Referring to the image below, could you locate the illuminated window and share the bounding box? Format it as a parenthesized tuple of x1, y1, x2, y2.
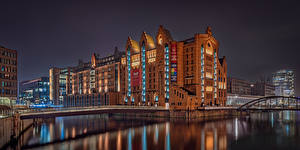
(206, 86, 213, 92)
(147, 50, 156, 63)
(121, 57, 126, 65)
(206, 72, 213, 79)
(206, 48, 213, 55)
(158, 34, 163, 45)
(155, 96, 158, 102)
(131, 54, 140, 67)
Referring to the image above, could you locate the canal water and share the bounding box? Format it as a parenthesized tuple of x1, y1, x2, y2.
(13, 111, 300, 150)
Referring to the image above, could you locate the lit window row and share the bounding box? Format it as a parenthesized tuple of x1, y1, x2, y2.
(165, 45, 170, 102)
(127, 47, 131, 99)
(142, 42, 146, 102)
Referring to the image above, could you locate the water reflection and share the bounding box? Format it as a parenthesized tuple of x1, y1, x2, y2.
(19, 111, 300, 150)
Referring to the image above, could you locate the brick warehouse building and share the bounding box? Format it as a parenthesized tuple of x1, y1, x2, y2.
(121, 26, 227, 110)
(64, 48, 124, 107)
(0, 46, 17, 105)
(64, 26, 227, 110)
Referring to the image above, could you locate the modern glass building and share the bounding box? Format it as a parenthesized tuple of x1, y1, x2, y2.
(19, 77, 49, 104)
(272, 69, 295, 96)
(49, 67, 73, 105)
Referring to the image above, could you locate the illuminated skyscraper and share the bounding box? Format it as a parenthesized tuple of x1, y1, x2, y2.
(272, 69, 295, 96)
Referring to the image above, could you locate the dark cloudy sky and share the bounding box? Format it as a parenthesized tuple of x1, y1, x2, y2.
(0, 0, 299, 95)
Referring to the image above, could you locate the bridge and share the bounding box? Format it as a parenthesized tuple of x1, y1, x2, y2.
(0, 101, 13, 118)
(238, 96, 300, 111)
(1, 96, 300, 119)
(19, 106, 169, 120)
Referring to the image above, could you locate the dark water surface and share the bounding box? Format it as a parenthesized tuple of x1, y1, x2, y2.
(18, 111, 300, 150)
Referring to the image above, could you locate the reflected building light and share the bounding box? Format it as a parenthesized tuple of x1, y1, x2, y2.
(165, 123, 170, 150)
(66, 129, 69, 139)
(271, 112, 274, 128)
(219, 135, 227, 150)
(40, 123, 50, 143)
(286, 125, 290, 136)
(235, 118, 238, 141)
(214, 129, 218, 150)
(83, 128, 87, 134)
(83, 138, 88, 150)
(98, 135, 103, 150)
(33, 127, 36, 136)
(117, 131, 122, 150)
(132, 129, 135, 136)
(206, 132, 214, 150)
(201, 129, 205, 150)
(105, 133, 109, 150)
(72, 127, 76, 138)
(128, 129, 132, 150)
(142, 126, 147, 150)
(49, 123, 53, 142)
(59, 119, 64, 140)
(154, 124, 159, 145)
(286, 111, 290, 121)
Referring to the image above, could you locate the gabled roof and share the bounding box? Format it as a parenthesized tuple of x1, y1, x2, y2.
(143, 32, 155, 49)
(128, 37, 140, 53)
(163, 28, 173, 41)
(157, 25, 173, 42)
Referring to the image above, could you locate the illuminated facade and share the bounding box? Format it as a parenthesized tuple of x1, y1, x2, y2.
(19, 77, 49, 104)
(64, 48, 124, 107)
(0, 46, 17, 105)
(60, 26, 227, 109)
(49, 67, 73, 105)
(120, 26, 227, 109)
(272, 69, 295, 96)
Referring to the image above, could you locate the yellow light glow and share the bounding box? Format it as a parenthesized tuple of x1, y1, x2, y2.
(206, 132, 214, 150)
(206, 72, 213, 79)
(148, 58, 156, 63)
(131, 54, 140, 67)
(121, 57, 126, 65)
(206, 49, 213, 55)
(147, 49, 156, 63)
(206, 86, 213, 92)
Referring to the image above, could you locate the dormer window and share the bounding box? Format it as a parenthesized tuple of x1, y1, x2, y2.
(158, 34, 163, 45)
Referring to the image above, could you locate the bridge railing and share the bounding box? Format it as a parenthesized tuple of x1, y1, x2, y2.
(238, 96, 300, 111)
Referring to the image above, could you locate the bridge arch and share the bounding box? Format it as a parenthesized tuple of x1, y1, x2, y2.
(238, 96, 300, 111)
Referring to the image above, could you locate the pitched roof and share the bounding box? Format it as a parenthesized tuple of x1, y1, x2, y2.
(129, 37, 140, 53)
(144, 32, 155, 49)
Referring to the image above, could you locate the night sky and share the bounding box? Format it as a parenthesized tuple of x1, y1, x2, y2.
(0, 0, 299, 95)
